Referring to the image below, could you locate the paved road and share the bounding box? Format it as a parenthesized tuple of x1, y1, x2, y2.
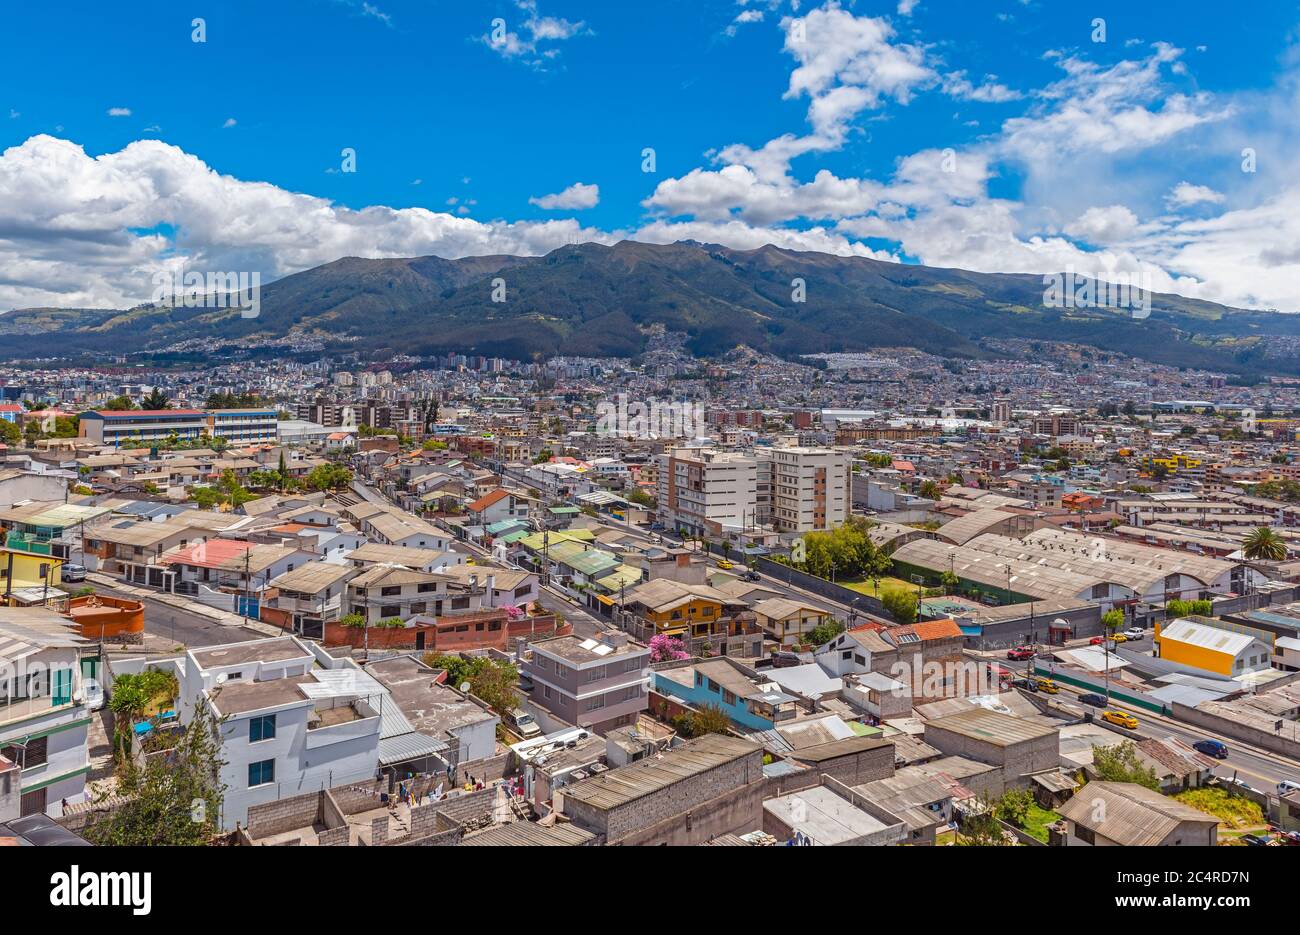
(90, 581, 262, 647)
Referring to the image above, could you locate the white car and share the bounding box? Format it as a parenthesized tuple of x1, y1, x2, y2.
(80, 680, 104, 712)
(1123, 627, 1145, 640)
(1279, 780, 1300, 796)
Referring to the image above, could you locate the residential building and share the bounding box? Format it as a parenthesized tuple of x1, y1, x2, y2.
(757, 446, 852, 532)
(1053, 781, 1219, 846)
(521, 632, 650, 734)
(655, 448, 758, 537)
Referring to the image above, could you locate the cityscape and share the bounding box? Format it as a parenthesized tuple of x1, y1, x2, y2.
(0, 0, 1291, 908)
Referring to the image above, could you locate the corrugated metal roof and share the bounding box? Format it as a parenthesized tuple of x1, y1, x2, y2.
(378, 731, 449, 766)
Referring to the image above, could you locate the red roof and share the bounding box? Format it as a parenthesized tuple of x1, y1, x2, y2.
(468, 488, 511, 513)
(162, 539, 251, 569)
(90, 409, 205, 418)
(0, 404, 22, 413)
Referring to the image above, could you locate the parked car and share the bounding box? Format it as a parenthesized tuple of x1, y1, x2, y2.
(61, 562, 87, 583)
(80, 680, 104, 712)
(1123, 627, 1145, 639)
(505, 708, 541, 740)
(1242, 833, 1273, 847)
(740, 570, 762, 582)
(1006, 647, 1034, 661)
(1193, 738, 1229, 759)
(1011, 678, 1039, 693)
(1277, 780, 1300, 796)
(1223, 776, 1256, 793)
(1078, 692, 1107, 707)
(517, 673, 534, 694)
(1101, 710, 1139, 730)
(772, 651, 803, 668)
(1088, 636, 1105, 645)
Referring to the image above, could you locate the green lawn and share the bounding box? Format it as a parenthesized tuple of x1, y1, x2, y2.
(1173, 787, 1263, 828)
(1021, 804, 1061, 843)
(841, 576, 920, 599)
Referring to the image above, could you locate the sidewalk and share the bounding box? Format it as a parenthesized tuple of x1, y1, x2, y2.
(85, 572, 283, 637)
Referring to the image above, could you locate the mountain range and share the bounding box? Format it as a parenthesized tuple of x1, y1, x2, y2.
(3, 240, 1299, 375)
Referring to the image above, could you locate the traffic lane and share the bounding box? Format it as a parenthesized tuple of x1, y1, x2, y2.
(1063, 688, 1300, 789)
(91, 583, 261, 647)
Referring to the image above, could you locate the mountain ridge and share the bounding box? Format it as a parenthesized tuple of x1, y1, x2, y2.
(3, 240, 1298, 374)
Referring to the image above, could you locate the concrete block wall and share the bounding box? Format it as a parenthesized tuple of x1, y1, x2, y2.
(244, 790, 323, 838)
(566, 748, 764, 844)
(317, 826, 349, 846)
(797, 745, 895, 787)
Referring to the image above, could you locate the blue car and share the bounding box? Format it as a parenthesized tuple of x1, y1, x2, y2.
(1193, 738, 1229, 759)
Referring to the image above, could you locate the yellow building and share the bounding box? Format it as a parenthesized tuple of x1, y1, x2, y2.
(0, 544, 64, 604)
(1155, 616, 1272, 678)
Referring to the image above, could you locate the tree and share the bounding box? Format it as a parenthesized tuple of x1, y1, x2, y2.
(806, 619, 845, 647)
(305, 464, 352, 492)
(0, 419, 18, 446)
(919, 479, 941, 500)
(1243, 526, 1287, 562)
(881, 588, 918, 625)
(648, 634, 689, 662)
(423, 654, 520, 717)
(82, 701, 226, 846)
(1102, 608, 1125, 635)
(141, 388, 171, 410)
(339, 613, 366, 629)
(958, 795, 1015, 846)
(674, 703, 731, 738)
(101, 395, 137, 411)
(1165, 598, 1211, 620)
(1091, 741, 1159, 790)
(994, 787, 1034, 826)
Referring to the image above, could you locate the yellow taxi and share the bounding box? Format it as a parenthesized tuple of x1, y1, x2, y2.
(717, 559, 735, 570)
(1101, 710, 1139, 730)
(1032, 677, 1060, 694)
(1109, 633, 1128, 644)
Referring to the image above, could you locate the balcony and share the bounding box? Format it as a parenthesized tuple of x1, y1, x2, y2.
(5, 532, 53, 556)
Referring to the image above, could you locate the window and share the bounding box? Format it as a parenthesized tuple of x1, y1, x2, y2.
(418, 583, 437, 593)
(381, 586, 402, 597)
(248, 759, 275, 787)
(381, 605, 401, 618)
(1, 736, 47, 769)
(249, 714, 276, 743)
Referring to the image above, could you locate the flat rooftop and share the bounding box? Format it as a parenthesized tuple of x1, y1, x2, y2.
(209, 676, 313, 716)
(764, 785, 890, 845)
(192, 637, 310, 670)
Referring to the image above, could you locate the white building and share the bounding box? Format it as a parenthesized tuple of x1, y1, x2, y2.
(655, 448, 758, 537)
(0, 610, 93, 817)
(757, 446, 852, 533)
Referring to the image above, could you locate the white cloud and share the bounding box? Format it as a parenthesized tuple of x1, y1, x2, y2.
(941, 71, 1023, 103)
(479, 0, 589, 67)
(0, 135, 619, 310)
(1165, 181, 1225, 208)
(725, 9, 765, 37)
(897, 0, 919, 15)
(107, 107, 132, 117)
(1064, 205, 1143, 244)
(222, 118, 237, 128)
(529, 182, 600, 210)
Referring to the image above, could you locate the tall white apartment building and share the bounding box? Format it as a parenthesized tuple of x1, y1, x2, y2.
(757, 447, 852, 533)
(655, 448, 758, 537)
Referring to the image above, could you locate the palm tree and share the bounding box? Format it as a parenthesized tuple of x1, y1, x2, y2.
(1243, 526, 1287, 562)
(141, 388, 171, 410)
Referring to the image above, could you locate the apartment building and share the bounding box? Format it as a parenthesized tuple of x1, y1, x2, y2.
(345, 565, 481, 624)
(655, 447, 758, 537)
(757, 446, 851, 533)
(0, 611, 92, 817)
(521, 632, 650, 734)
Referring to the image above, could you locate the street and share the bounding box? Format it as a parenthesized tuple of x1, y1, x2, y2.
(90, 581, 264, 647)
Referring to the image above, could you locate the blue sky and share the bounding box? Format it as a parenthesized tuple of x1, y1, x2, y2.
(2, 0, 1300, 312)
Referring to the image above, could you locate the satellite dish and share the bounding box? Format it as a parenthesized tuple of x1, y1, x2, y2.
(459, 681, 472, 693)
